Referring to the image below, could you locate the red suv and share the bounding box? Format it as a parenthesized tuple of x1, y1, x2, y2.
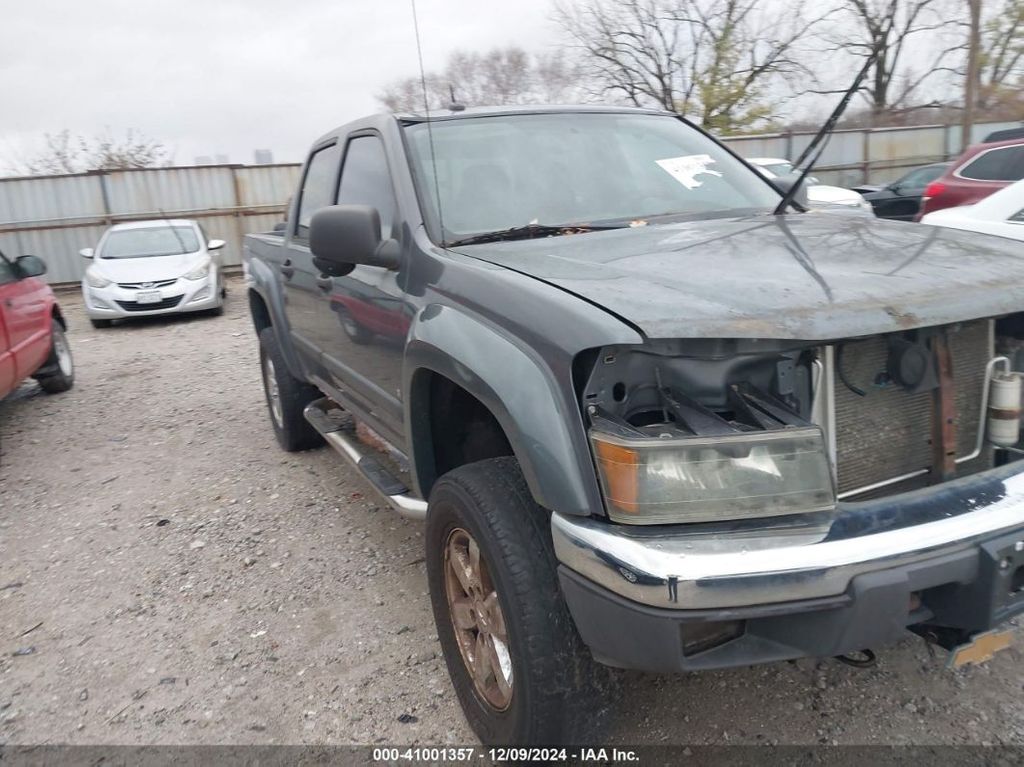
(918, 136, 1024, 218)
(0, 249, 74, 400)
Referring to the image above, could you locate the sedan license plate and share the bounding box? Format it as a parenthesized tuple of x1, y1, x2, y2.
(135, 290, 163, 304)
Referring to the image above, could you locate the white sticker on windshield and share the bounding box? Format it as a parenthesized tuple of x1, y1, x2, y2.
(656, 154, 723, 190)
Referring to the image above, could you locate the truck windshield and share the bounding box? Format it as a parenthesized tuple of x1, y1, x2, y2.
(100, 226, 199, 258)
(404, 112, 780, 244)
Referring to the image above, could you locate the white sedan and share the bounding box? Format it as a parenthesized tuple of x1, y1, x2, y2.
(80, 220, 226, 328)
(921, 177, 1024, 242)
(747, 157, 874, 215)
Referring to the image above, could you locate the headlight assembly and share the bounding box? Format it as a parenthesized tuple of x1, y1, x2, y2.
(183, 257, 212, 281)
(85, 269, 112, 288)
(590, 426, 835, 525)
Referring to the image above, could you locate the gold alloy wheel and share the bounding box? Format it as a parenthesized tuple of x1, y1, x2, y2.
(443, 527, 514, 711)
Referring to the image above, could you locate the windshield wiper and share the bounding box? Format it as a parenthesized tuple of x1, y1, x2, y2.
(445, 222, 625, 247)
(773, 20, 892, 215)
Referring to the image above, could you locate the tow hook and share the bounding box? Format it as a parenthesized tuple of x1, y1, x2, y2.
(833, 649, 877, 668)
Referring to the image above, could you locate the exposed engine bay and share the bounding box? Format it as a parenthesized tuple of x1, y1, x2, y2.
(579, 315, 1024, 525)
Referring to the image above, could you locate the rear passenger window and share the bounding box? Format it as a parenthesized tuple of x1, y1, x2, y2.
(296, 143, 342, 238)
(959, 146, 1024, 182)
(337, 136, 397, 238)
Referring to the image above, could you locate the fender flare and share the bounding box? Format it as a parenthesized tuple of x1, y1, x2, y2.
(403, 304, 603, 517)
(245, 257, 306, 379)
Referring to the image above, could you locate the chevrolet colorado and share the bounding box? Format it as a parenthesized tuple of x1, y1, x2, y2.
(243, 105, 1024, 745)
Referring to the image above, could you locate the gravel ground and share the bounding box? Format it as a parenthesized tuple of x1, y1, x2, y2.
(2, 276, 1024, 747)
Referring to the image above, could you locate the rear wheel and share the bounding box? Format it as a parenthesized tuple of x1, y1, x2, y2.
(426, 457, 612, 745)
(35, 321, 74, 394)
(258, 326, 323, 451)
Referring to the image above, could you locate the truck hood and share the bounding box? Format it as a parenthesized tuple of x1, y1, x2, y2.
(451, 213, 1024, 340)
(91, 252, 205, 283)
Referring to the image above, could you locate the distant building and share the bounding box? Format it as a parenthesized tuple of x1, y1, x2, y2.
(254, 149, 274, 165)
(195, 155, 212, 165)
(214, 154, 229, 165)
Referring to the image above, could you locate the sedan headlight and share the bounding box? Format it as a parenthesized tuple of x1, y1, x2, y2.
(183, 257, 212, 281)
(590, 427, 835, 525)
(85, 268, 112, 288)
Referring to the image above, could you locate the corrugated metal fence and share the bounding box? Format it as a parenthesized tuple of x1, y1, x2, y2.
(1, 118, 1021, 284)
(724, 119, 1024, 187)
(0, 164, 301, 283)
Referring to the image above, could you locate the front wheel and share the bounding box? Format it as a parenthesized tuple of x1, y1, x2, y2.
(426, 457, 612, 746)
(35, 321, 75, 394)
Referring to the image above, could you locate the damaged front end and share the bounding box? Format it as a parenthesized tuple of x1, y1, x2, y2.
(582, 338, 834, 527)
(579, 317, 1023, 526)
(553, 316, 1024, 671)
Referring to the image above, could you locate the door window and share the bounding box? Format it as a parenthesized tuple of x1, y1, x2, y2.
(337, 136, 398, 238)
(296, 143, 343, 238)
(897, 165, 944, 192)
(959, 146, 1024, 182)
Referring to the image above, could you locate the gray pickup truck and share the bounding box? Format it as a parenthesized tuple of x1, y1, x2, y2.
(244, 105, 1024, 745)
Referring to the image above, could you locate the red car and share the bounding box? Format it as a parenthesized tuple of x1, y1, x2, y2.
(918, 137, 1024, 218)
(0, 250, 74, 399)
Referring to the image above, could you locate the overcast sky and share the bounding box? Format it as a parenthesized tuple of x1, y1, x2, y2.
(0, 0, 561, 167)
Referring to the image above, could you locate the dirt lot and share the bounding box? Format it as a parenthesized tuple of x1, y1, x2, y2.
(3, 276, 1024, 747)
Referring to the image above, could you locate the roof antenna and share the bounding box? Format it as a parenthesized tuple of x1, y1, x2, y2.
(410, 0, 447, 246)
(448, 85, 466, 112)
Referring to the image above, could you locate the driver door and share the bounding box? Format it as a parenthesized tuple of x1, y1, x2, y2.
(312, 133, 409, 448)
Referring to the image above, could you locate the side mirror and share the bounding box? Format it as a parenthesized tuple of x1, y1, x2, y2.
(207, 239, 226, 250)
(310, 205, 401, 271)
(79, 247, 95, 258)
(772, 176, 811, 209)
(15, 255, 46, 278)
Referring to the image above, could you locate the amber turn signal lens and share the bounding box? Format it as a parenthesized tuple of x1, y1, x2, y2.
(592, 438, 640, 513)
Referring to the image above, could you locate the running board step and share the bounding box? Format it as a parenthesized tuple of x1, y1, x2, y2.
(303, 398, 427, 521)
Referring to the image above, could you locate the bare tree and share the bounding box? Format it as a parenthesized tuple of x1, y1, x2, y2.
(19, 130, 83, 175)
(377, 47, 590, 111)
(13, 128, 169, 176)
(826, 0, 963, 121)
(554, 0, 830, 133)
(975, 0, 1024, 110)
(89, 128, 168, 170)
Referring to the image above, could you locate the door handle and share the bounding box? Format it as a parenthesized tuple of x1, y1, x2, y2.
(279, 259, 295, 279)
(315, 276, 333, 292)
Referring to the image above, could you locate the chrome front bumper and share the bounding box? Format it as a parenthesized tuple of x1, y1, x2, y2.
(552, 462, 1024, 610)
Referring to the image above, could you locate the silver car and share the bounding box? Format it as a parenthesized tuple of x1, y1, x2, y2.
(80, 219, 225, 327)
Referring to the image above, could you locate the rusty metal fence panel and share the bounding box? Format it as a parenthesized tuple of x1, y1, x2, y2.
(722, 119, 1023, 187)
(0, 163, 301, 284)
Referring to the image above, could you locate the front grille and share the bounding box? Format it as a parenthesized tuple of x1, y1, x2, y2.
(117, 279, 178, 289)
(834, 320, 992, 498)
(114, 296, 183, 312)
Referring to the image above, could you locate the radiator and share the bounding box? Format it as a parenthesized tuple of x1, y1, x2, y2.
(833, 320, 993, 498)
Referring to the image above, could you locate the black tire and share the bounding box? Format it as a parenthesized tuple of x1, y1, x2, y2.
(335, 306, 373, 345)
(90, 318, 113, 329)
(258, 326, 323, 451)
(426, 457, 613, 746)
(35, 321, 75, 394)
